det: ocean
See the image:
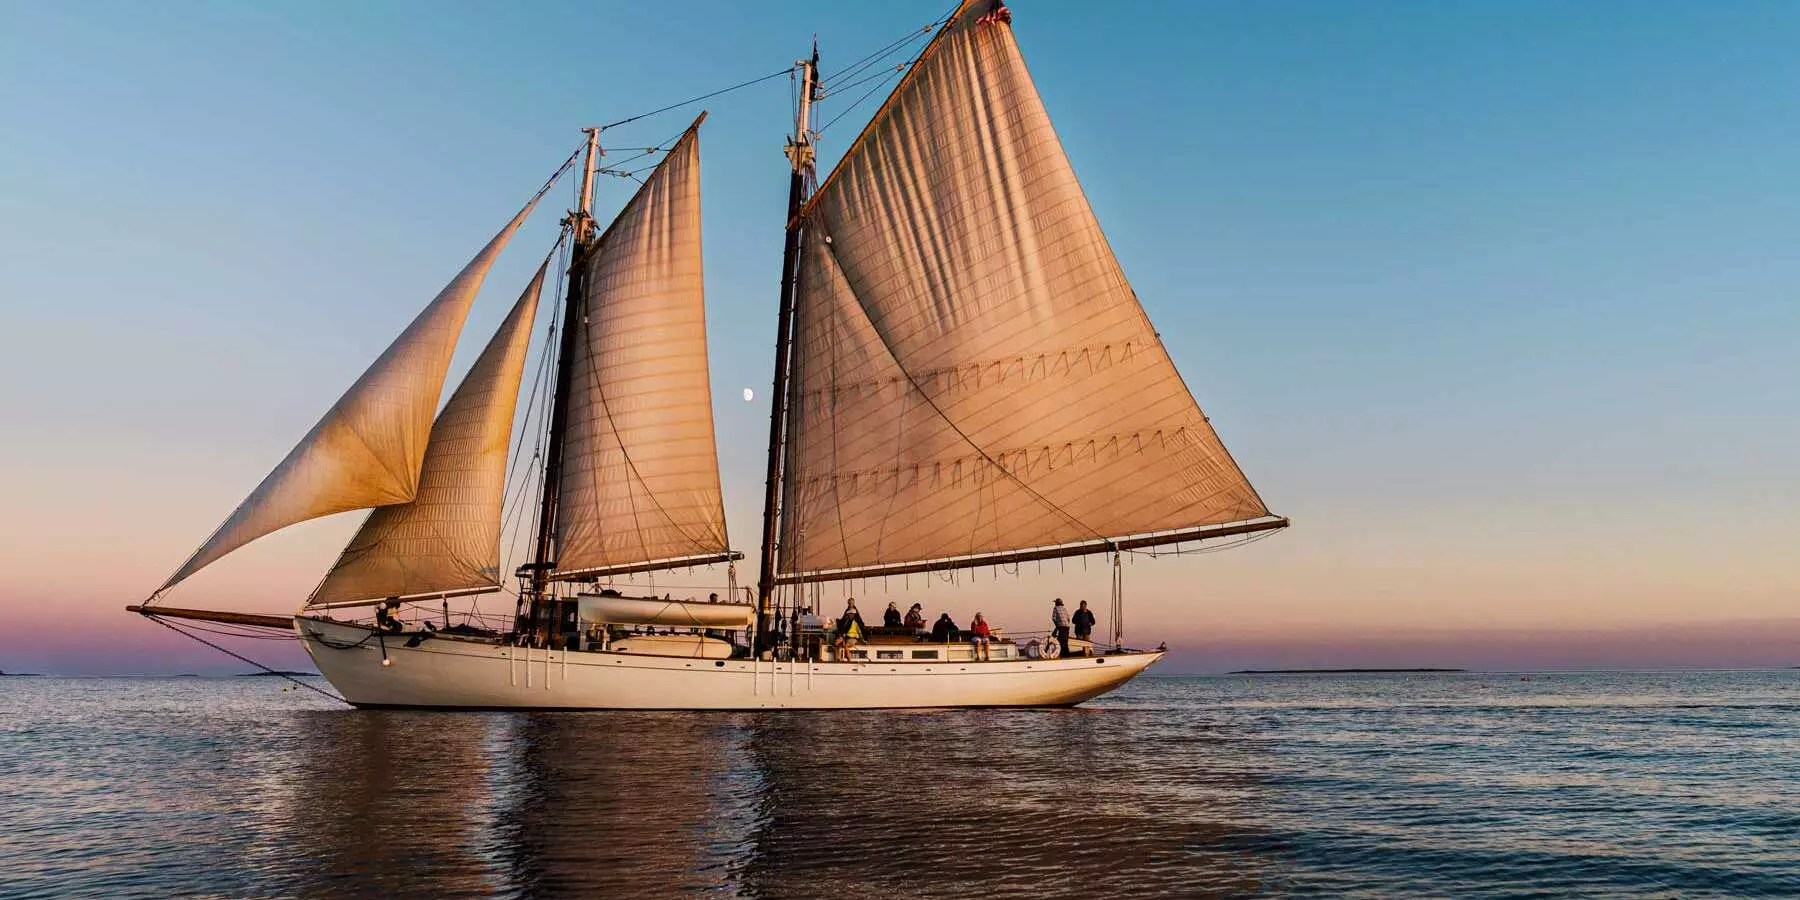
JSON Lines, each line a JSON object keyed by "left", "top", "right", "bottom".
{"left": 1, "top": 671, "right": 1794, "bottom": 898}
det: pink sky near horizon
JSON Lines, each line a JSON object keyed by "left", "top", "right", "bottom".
{"left": 1, "top": 478, "right": 1795, "bottom": 674}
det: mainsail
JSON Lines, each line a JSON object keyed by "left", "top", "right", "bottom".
{"left": 550, "top": 118, "right": 733, "bottom": 578}
{"left": 307, "top": 261, "right": 548, "bottom": 606}
{"left": 777, "top": 0, "right": 1278, "bottom": 580}
{"left": 157, "top": 201, "right": 541, "bottom": 593}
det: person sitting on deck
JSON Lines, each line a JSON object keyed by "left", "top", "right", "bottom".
{"left": 930, "top": 612, "right": 958, "bottom": 643}
{"left": 969, "top": 612, "right": 993, "bottom": 661}
{"left": 1073, "top": 600, "right": 1096, "bottom": 643}
{"left": 883, "top": 601, "right": 903, "bottom": 628}
{"left": 375, "top": 599, "right": 404, "bottom": 633}
{"left": 903, "top": 603, "right": 926, "bottom": 630}
{"left": 837, "top": 598, "right": 865, "bottom": 636}
{"left": 833, "top": 615, "right": 864, "bottom": 660}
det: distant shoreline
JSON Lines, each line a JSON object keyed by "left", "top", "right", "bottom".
{"left": 1228, "top": 667, "right": 1469, "bottom": 674}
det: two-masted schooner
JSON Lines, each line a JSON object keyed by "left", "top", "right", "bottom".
{"left": 129, "top": 0, "right": 1287, "bottom": 709}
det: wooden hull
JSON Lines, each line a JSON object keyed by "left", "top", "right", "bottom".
{"left": 294, "top": 617, "right": 1161, "bottom": 710}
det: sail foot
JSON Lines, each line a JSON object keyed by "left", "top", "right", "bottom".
{"left": 774, "top": 516, "right": 1288, "bottom": 586}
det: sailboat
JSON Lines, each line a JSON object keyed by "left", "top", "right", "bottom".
{"left": 130, "top": 0, "right": 1287, "bottom": 709}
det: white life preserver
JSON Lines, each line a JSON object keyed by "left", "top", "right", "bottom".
{"left": 1039, "top": 637, "right": 1061, "bottom": 659}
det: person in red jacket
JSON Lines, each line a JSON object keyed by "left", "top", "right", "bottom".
{"left": 969, "top": 612, "right": 993, "bottom": 661}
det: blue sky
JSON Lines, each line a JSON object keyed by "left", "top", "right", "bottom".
{"left": 2, "top": 1, "right": 1796, "bottom": 673}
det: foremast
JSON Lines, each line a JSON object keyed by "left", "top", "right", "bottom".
{"left": 521, "top": 128, "right": 601, "bottom": 643}
{"left": 753, "top": 48, "right": 820, "bottom": 653}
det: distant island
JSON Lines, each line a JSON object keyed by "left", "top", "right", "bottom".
{"left": 1229, "top": 668, "right": 1469, "bottom": 674}
{"left": 239, "top": 671, "right": 319, "bottom": 677}
{"left": 0, "top": 670, "right": 42, "bottom": 677}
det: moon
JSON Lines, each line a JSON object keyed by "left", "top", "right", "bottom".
{"left": 742, "top": 388, "right": 755, "bottom": 402}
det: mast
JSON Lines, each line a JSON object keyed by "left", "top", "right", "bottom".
{"left": 754, "top": 47, "right": 819, "bottom": 653}
{"left": 523, "top": 127, "right": 601, "bottom": 642}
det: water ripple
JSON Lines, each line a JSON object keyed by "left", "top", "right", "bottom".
{"left": 1, "top": 671, "right": 1795, "bottom": 898}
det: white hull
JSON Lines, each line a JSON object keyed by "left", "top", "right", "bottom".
{"left": 295, "top": 617, "right": 1162, "bottom": 710}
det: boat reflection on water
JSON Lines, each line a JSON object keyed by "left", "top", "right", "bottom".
{"left": 276, "top": 710, "right": 508, "bottom": 897}
{"left": 265, "top": 706, "right": 1276, "bottom": 898}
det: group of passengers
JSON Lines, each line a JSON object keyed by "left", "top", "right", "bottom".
{"left": 791, "top": 596, "right": 1098, "bottom": 662}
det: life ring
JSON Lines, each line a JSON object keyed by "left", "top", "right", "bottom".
{"left": 1039, "top": 637, "right": 1061, "bottom": 659}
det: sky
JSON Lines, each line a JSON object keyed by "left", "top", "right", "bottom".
{"left": 1, "top": 0, "right": 1796, "bottom": 674}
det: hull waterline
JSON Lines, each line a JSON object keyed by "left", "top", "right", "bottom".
{"left": 295, "top": 617, "right": 1162, "bottom": 710}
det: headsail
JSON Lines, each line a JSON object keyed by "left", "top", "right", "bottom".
{"left": 307, "top": 260, "right": 548, "bottom": 607}
{"left": 551, "top": 117, "right": 733, "bottom": 578}
{"left": 156, "top": 200, "right": 540, "bottom": 594}
{"left": 777, "top": 0, "right": 1278, "bottom": 580}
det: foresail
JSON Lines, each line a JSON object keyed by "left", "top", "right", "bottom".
{"left": 157, "top": 201, "right": 539, "bottom": 593}
{"left": 552, "top": 119, "right": 730, "bottom": 576}
{"left": 778, "top": 0, "right": 1270, "bottom": 577}
{"left": 307, "top": 261, "right": 546, "bottom": 606}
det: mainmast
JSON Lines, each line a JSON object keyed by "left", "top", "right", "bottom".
{"left": 754, "top": 47, "right": 820, "bottom": 653}
{"left": 521, "top": 127, "right": 602, "bottom": 643}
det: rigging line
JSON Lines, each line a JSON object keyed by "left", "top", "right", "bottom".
{"left": 595, "top": 126, "right": 687, "bottom": 174}
{"left": 824, "top": 59, "right": 915, "bottom": 102}
{"left": 498, "top": 234, "right": 566, "bottom": 514}
{"left": 144, "top": 615, "right": 349, "bottom": 705}
{"left": 817, "top": 66, "right": 909, "bottom": 135}
{"left": 505, "top": 237, "right": 569, "bottom": 577}
{"left": 822, "top": 16, "right": 944, "bottom": 85}
{"left": 598, "top": 67, "right": 791, "bottom": 131}
{"left": 530, "top": 138, "right": 590, "bottom": 207}
{"left": 164, "top": 620, "right": 301, "bottom": 642}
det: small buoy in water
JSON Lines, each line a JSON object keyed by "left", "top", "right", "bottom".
{"left": 743, "top": 388, "right": 754, "bottom": 402}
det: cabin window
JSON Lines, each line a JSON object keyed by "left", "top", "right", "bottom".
{"left": 851, "top": 650, "right": 868, "bottom": 659}
{"left": 876, "top": 650, "right": 903, "bottom": 660}
{"left": 912, "top": 650, "right": 939, "bottom": 659}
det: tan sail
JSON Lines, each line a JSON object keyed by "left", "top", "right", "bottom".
{"left": 307, "top": 261, "right": 547, "bottom": 606}
{"left": 552, "top": 119, "right": 731, "bottom": 578}
{"left": 778, "top": 1, "right": 1273, "bottom": 578}
{"left": 158, "top": 201, "right": 541, "bottom": 593}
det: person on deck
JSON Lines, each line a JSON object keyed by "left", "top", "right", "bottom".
{"left": 837, "top": 599, "right": 865, "bottom": 635}
{"left": 375, "top": 600, "right": 404, "bottom": 633}
{"left": 1050, "top": 598, "right": 1072, "bottom": 657}
{"left": 903, "top": 603, "right": 926, "bottom": 630}
{"left": 969, "top": 612, "right": 993, "bottom": 661}
{"left": 883, "top": 601, "right": 903, "bottom": 629}
{"left": 930, "top": 612, "right": 958, "bottom": 643}
{"left": 1072, "top": 600, "right": 1096, "bottom": 643}
{"left": 833, "top": 600, "right": 865, "bottom": 659}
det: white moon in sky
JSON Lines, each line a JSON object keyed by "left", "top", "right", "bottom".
{"left": 742, "top": 388, "right": 755, "bottom": 402}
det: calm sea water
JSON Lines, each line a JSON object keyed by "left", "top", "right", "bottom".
{"left": 1, "top": 671, "right": 1795, "bottom": 898}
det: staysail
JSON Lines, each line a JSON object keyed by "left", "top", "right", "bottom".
{"left": 550, "top": 117, "right": 733, "bottom": 578}
{"left": 156, "top": 201, "right": 541, "bottom": 594}
{"left": 777, "top": 0, "right": 1279, "bottom": 581}
{"left": 307, "top": 260, "right": 547, "bottom": 606}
